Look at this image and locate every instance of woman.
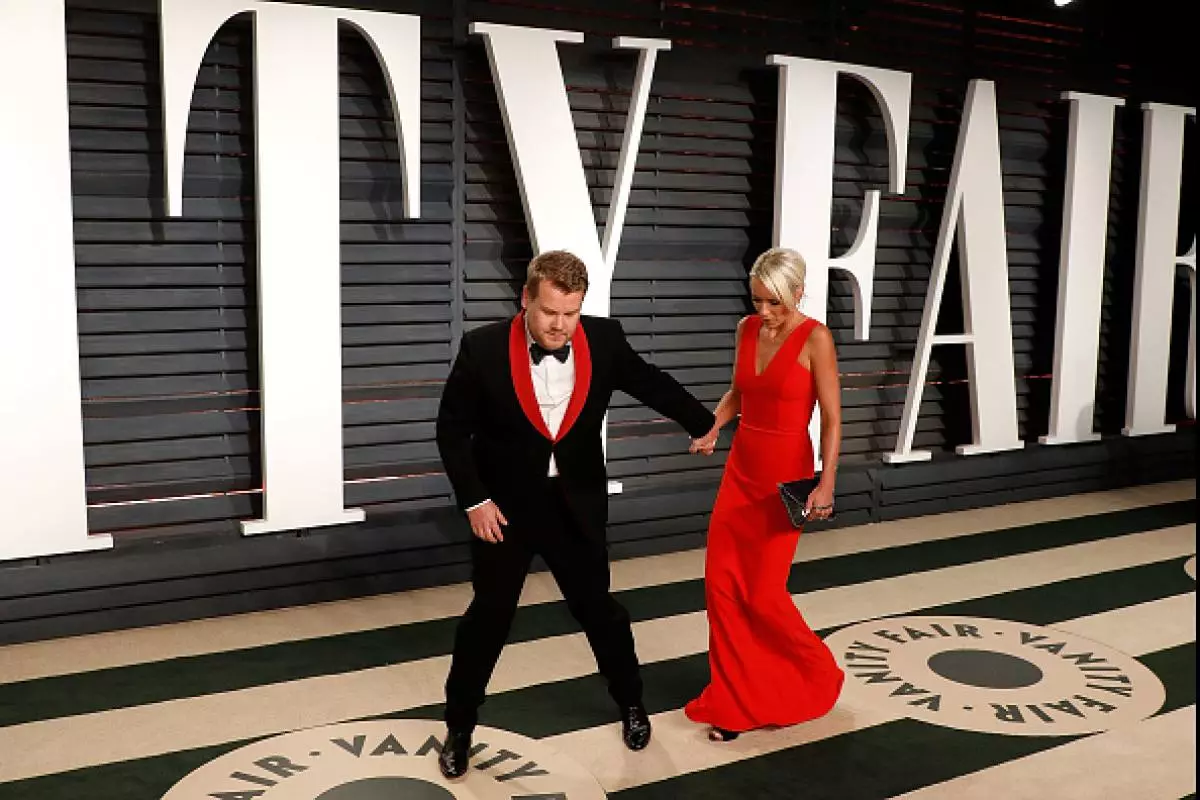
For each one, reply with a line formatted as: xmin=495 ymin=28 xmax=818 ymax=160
xmin=685 ymin=247 xmax=845 ymax=741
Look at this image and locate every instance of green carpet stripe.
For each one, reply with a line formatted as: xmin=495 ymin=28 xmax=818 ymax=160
xmin=617 ymin=719 xmax=1069 ymax=799
xmin=420 ymin=558 xmax=1196 ymax=739
xmin=1139 ymin=645 xmax=1197 ymax=715
xmin=906 ymin=556 xmax=1195 ymax=627
xmin=0 ymin=557 xmax=1190 ymax=800
xmin=613 ymin=643 xmax=1195 ymax=800
xmin=0 ymin=747 xmax=225 ymax=800
xmin=0 ymin=501 xmax=1191 ymax=728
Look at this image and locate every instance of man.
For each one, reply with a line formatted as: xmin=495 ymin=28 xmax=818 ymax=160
xmin=434 ymin=249 xmax=715 ymax=779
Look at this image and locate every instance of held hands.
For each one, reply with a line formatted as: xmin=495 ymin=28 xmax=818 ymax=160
xmin=689 ymin=424 xmax=720 ymax=456
xmin=467 ymin=501 xmax=508 ymax=543
xmin=805 ymin=480 xmax=835 ymax=522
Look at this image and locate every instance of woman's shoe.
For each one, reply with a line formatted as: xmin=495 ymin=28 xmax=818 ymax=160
xmin=707 ymin=726 xmax=740 ymax=742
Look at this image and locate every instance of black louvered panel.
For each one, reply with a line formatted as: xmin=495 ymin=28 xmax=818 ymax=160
xmin=466 ymin=0 xmax=665 ymax=39
xmin=965 ymin=7 xmax=1090 ymax=444
xmin=832 ymin=0 xmax=971 ymax=457
xmin=1096 ymin=100 xmax=1195 ymax=434
xmin=45 ymin=0 xmax=1195 ymax=542
xmin=830 ymin=0 xmax=1137 ymax=452
xmin=970 ymin=7 xmax=1085 ymax=85
xmin=661 ymin=0 xmax=835 ymax=57
xmin=68 ymin=1 xmax=458 ymax=535
xmin=837 ymin=0 xmax=969 ymax=77
xmin=1096 ymin=104 xmax=1137 ymax=438
xmin=459 ymin=0 xmax=1080 ymax=479
xmin=68 ymin=4 xmax=257 ymax=536
xmin=3 ymin=0 xmax=1195 ymax=645
xmin=339 ymin=10 xmax=457 ymax=515
xmin=599 ymin=64 xmax=772 ymax=482
xmin=463 ymin=37 xmax=748 ymax=484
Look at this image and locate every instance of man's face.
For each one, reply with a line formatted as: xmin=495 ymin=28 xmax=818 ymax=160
xmin=522 ymin=280 xmax=584 ymax=350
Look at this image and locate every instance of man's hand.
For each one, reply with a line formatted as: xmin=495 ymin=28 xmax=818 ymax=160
xmin=467 ymin=501 xmax=508 ymax=543
xmin=689 ymin=425 xmax=720 ymax=456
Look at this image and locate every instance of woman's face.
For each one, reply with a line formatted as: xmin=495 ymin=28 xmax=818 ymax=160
xmin=750 ymin=277 xmax=800 ymax=330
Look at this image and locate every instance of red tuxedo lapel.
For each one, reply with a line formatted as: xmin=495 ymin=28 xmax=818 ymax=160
xmin=509 ymin=314 xmax=553 ymax=440
xmin=507 ymin=313 xmax=592 ymax=443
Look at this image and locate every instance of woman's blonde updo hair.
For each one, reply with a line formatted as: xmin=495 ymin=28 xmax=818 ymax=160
xmin=749 ymin=247 xmax=807 ymax=310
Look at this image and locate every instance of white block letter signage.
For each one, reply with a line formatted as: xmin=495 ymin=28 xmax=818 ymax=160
xmin=469 ymin=23 xmax=668 ymax=318
xmin=767 ymin=56 xmax=912 ymax=338
xmin=1041 ymin=92 xmax=1125 ymax=446
xmin=767 ymin=55 xmax=912 ymax=470
xmin=1189 ymin=241 xmax=1197 ymax=421
xmin=1123 ymin=102 xmax=1196 ymax=436
xmin=470 ymin=23 xmax=667 ymax=480
xmin=885 ymin=80 xmax=1023 ymax=463
xmin=160 ymin=0 xmax=421 ymax=534
xmin=0 ymin=1 xmax=113 ymax=560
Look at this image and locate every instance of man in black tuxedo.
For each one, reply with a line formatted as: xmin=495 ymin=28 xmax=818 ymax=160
xmin=434 ymin=249 xmax=716 ymax=779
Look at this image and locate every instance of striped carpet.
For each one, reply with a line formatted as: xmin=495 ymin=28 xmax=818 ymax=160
xmin=0 ymin=480 xmax=1194 ymax=799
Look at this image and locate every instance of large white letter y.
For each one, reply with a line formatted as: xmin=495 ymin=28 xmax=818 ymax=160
xmin=469 ymin=23 xmax=668 ymax=319
xmin=470 ymin=24 xmax=668 ymax=483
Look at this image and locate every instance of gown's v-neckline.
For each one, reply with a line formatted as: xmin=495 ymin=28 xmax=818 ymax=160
xmin=751 ymin=317 xmax=806 ymax=378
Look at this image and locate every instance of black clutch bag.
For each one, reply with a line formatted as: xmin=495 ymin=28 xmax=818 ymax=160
xmin=778 ymin=477 xmax=820 ymax=529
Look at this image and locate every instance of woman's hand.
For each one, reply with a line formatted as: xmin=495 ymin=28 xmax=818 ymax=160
xmin=805 ymin=480 xmax=835 ymax=521
xmin=690 ymin=425 xmax=720 ymax=455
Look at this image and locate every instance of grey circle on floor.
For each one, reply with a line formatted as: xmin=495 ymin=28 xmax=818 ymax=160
xmin=316 ymin=777 xmax=457 ymax=800
xmin=927 ymin=648 xmax=1045 ymax=689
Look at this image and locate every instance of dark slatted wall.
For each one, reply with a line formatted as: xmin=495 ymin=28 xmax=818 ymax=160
xmin=70 ymin=0 xmax=460 ymax=539
xmin=71 ymin=3 xmax=263 ymax=538
xmin=0 ymin=0 xmax=1192 ymax=643
xmin=338 ymin=8 xmax=457 ymax=518
xmin=460 ymin=0 xmax=1194 ymax=533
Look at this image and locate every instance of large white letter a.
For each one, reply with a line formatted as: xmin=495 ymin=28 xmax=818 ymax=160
xmin=885 ymin=80 xmax=1023 ymax=464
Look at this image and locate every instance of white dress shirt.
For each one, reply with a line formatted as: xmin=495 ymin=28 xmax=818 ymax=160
xmin=465 ymin=323 xmax=576 ymax=512
xmin=529 ymin=326 xmax=575 ymax=477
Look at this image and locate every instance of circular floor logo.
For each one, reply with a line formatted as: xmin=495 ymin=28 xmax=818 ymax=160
xmin=160 ymin=720 xmax=607 ymax=799
xmin=825 ymin=615 xmax=1165 ymax=736
xmin=1186 ymin=556 xmax=1196 ymax=580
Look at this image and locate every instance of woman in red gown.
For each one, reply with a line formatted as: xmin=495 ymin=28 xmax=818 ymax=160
xmin=685 ymin=247 xmax=845 ymax=741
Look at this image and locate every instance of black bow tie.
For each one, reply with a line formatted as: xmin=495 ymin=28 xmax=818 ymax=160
xmin=530 ymin=341 xmax=570 ymax=365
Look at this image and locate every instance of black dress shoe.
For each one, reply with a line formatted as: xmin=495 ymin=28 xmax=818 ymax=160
xmin=438 ymin=729 xmax=472 ymax=780
xmin=620 ymin=703 xmax=652 ymax=751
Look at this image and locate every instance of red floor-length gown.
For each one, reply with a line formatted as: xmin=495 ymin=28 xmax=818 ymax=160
xmin=685 ymin=314 xmax=845 ymax=733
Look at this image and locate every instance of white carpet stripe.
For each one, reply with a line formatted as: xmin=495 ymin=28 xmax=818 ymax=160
xmin=545 ymin=591 xmax=1197 ymax=793
xmin=891 ymin=705 xmax=1196 ymax=800
xmin=1054 ymin=592 xmax=1196 ymax=656
xmin=0 ymin=480 xmax=1191 ymax=685
xmin=0 ymin=524 xmax=1191 ymax=783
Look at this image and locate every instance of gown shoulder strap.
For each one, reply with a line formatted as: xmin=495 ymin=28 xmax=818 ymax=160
xmin=735 ymin=314 xmax=760 ymax=369
xmin=786 ymin=316 xmax=821 ymax=357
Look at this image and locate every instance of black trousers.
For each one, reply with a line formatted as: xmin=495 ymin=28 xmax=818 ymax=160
xmin=444 ymin=480 xmax=642 ymax=732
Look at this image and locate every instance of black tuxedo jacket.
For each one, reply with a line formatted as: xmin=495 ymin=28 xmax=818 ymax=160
xmin=436 ymin=313 xmax=715 ymax=542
